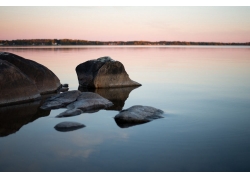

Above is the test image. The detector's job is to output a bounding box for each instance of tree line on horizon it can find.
[0,39,250,46]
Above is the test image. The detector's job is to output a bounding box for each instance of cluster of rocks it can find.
[1,53,164,132]
[40,90,113,118]
[53,57,163,129]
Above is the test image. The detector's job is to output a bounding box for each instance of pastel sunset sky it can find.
[1,6,250,42]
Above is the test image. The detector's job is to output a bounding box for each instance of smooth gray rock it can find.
[76,56,141,88]
[0,52,61,94]
[40,91,113,117]
[114,105,164,123]
[56,109,82,118]
[67,92,113,112]
[40,90,82,110]
[0,60,41,106]
[54,122,85,132]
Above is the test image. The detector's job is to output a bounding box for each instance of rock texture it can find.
[0,52,61,95]
[54,122,85,132]
[67,92,113,112]
[114,105,164,123]
[0,60,41,106]
[40,90,82,110]
[40,90,113,117]
[56,109,83,118]
[76,56,141,88]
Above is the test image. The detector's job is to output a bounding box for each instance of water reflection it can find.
[114,119,149,128]
[79,86,139,111]
[0,96,53,137]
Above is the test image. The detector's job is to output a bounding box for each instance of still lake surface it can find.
[0,46,250,172]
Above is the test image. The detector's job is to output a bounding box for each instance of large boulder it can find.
[114,105,164,123]
[76,56,141,88]
[0,52,61,95]
[0,59,41,106]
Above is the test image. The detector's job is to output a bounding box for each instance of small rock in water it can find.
[60,87,69,92]
[54,121,85,132]
[62,84,69,87]
[114,105,164,123]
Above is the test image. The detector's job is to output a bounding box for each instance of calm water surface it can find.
[0,46,250,172]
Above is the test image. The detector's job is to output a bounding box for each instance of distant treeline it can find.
[0,39,250,46]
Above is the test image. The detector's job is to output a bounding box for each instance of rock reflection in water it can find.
[114,119,150,128]
[78,86,139,111]
[0,95,53,137]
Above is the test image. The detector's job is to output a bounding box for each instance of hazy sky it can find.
[1,6,250,42]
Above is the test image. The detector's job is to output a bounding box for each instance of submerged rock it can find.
[40,90,82,110]
[56,109,83,118]
[67,92,113,112]
[76,56,141,88]
[40,90,113,117]
[114,105,164,123]
[0,52,61,95]
[54,122,85,132]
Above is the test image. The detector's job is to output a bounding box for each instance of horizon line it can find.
[1,39,250,44]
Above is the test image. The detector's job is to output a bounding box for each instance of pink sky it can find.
[0,7,250,42]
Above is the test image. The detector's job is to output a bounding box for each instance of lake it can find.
[0,46,250,172]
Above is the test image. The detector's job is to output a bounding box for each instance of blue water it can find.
[0,46,250,171]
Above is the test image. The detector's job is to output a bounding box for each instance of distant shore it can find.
[0,39,250,46]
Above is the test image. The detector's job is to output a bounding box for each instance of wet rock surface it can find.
[56,109,83,118]
[67,92,113,111]
[114,105,164,123]
[76,56,141,88]
[54,122,85,132]
[40,90,113,117]
[40,90,82,110]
